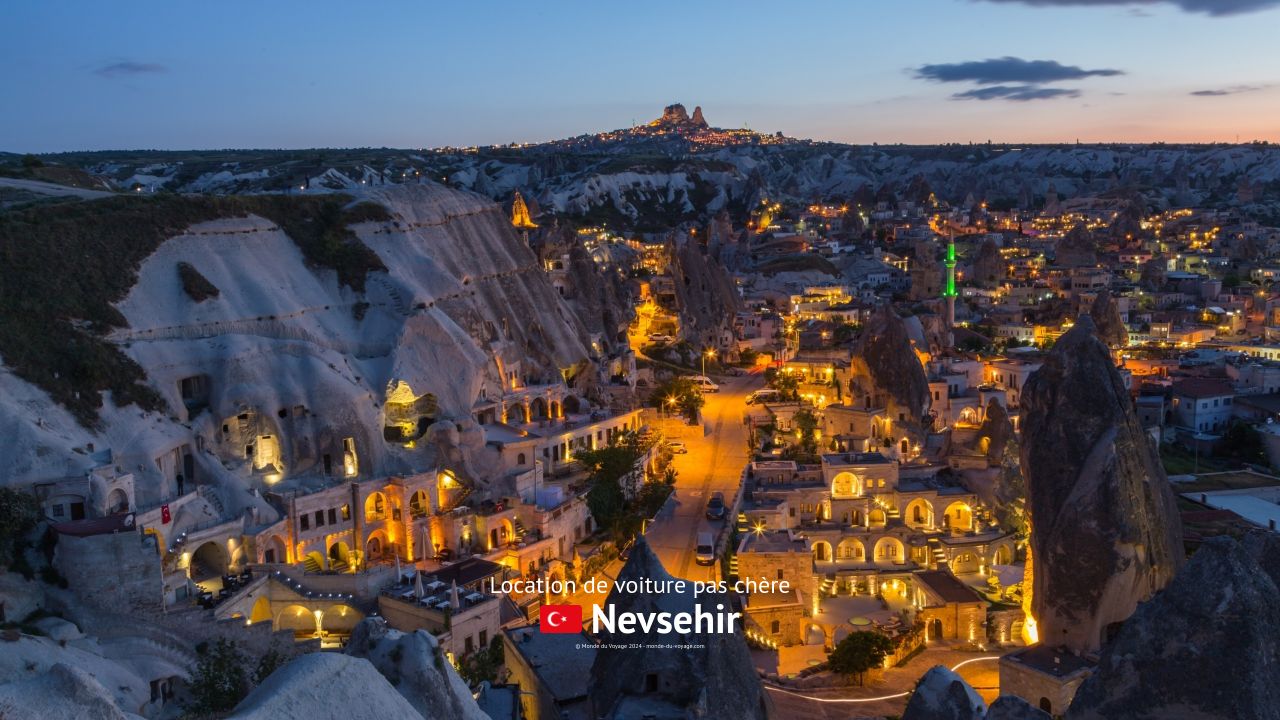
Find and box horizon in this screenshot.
[4,0,1280,152]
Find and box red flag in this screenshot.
[539,604,582,634]
[161,504,171,524]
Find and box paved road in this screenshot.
[644,372,762,581]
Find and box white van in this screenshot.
[695,532,716,566]
[692,376,719,393]
[747,389,779,405]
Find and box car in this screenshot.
[648,333,675,344]
[665,440,688,454]
[746,389,779,405]
[695,532,716,566]
[692,376,719,393]
[705,492,726,521]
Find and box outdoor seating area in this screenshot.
[196,569,253,608]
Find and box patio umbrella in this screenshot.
[414,570,425,600]
[450,580,461,610]
[395,553,402,582]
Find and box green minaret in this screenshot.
[943,234,957,349]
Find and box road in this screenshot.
[644,372,762,581]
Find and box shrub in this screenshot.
[177,262,220,302]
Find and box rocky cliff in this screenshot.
[1087,291,1129,349]
[230,652,422,720]
[901,666,1048,720]
[852,305,931,430]
[0,183,611,512]
[588,537,769,720]
[669,233,743,357]
[1067,535,1280,720]
[344,619,490,720]
[1019,316,1183,655]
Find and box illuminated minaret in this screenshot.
[943,232,957,350]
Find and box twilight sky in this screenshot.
[4,0,1279,151]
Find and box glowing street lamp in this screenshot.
[702,348,716,377]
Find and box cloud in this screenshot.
[974,0,1280,16]
[94,60,167,78]
[952,85,1082,101]
[1190,84,1267,96]
[914,57,1123,85]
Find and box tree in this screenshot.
[650,376,704,423]
[764,368,800,400]
[188,639,250,714]
[459,636,505,686]
[828,631,895,686]
[1220,420,1268,466]
[0,488,40,571]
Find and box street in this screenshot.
[644,372,762,581]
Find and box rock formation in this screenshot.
[344,619,490,720]
[690,105,708,128]
[0,663,135,720]
[852,305,931,430]
[901,666,1051,720]
[669,233,742,358]
[902,665,985,720]
[230,652,421,720]
[589,537,769,720]
[971,238,1003,289]
[1139,255,1166,291]
[1067,536,1280,720]
[1055,223,1097,268]
[1019,316,1183,655]
[1087,290,1129,349]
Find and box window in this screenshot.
[51,504,65,518]
[480,630,488,647]
[771,620,781,634]
[464,635,474,654]
[777,569,785,580]
[328,508,337,525]
[314,510,325,527]
[300,515,310,531]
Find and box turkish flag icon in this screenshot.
[539,604,582,633]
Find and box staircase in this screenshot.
[927,537,947,568]
[819,574,836,597]
[303,554,324,573]
[511,517,528,544]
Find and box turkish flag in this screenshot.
[161,505,171,524]
[539,604,582,634]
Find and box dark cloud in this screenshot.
[975,0,1280,16]
[914,57,1123,85]
[94,61,167,78]
[952,85,1082,101]
[1190,85,1267,96]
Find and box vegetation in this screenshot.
[648,375,705,423]
[827,631,894,686]
[186,639,250,715]
[0,488,40,571]
[763,368,800,400]
[1219,421,1269,467]
[177,262,220,302]
[458,635,505,686]
[0,194,390,425]
[578,430,671,544]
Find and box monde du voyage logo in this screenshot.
[538,602,741,635]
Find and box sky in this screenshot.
[3,0,1279,151]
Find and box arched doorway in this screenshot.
[365,492,387,522]
[276,604,317,636]
[263,535,287,564]
[1039,698,1052,714]
[531,397,548,420]
[328,541,352,571]
[249,596,272,625]
[803,623,826,646]
[321,604,362,634]
[365,530,388,562]
[836,538,865,561]
[106,488,130,513]
[929,618,944,641]
[563,395,583,414]
[813,541,832,562]
[868,508,887,528]
[904,498,933,529]
[190,541,228,583]
[409,490,429,518]
[943,502,973,532]
[831,472,858,497]
[993,544,1013,566]
[873,537,903,563]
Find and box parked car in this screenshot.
[705,491,726,521]
[695,532,716,566]
[692,375,719,393]
[648,333,675,344]
[746,389,780,405]
[666,440,688,454]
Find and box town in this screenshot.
[3,2,1280,718]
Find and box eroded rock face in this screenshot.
[901,666,985,720]
[345,619,489,720]
[230,652,420,720]
[0,663,133,720]
[1019,316,1182,655]
[669,234,742,357]
[987,695,1051,720]
[853,305,931,429]
[1055,223,1096,267]
[589,537,768,720]
[971,239,1003,289]
[1088,291,1128,349]
[1067,536,1280,720]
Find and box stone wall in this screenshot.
[56,531,163,614]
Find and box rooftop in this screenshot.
[914,570,984,605]
[505,626,596,702]
[821,451,891,466]
[1002,644,1096,678]
[1171,377,1234,399]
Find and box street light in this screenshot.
[702,348,716,377]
